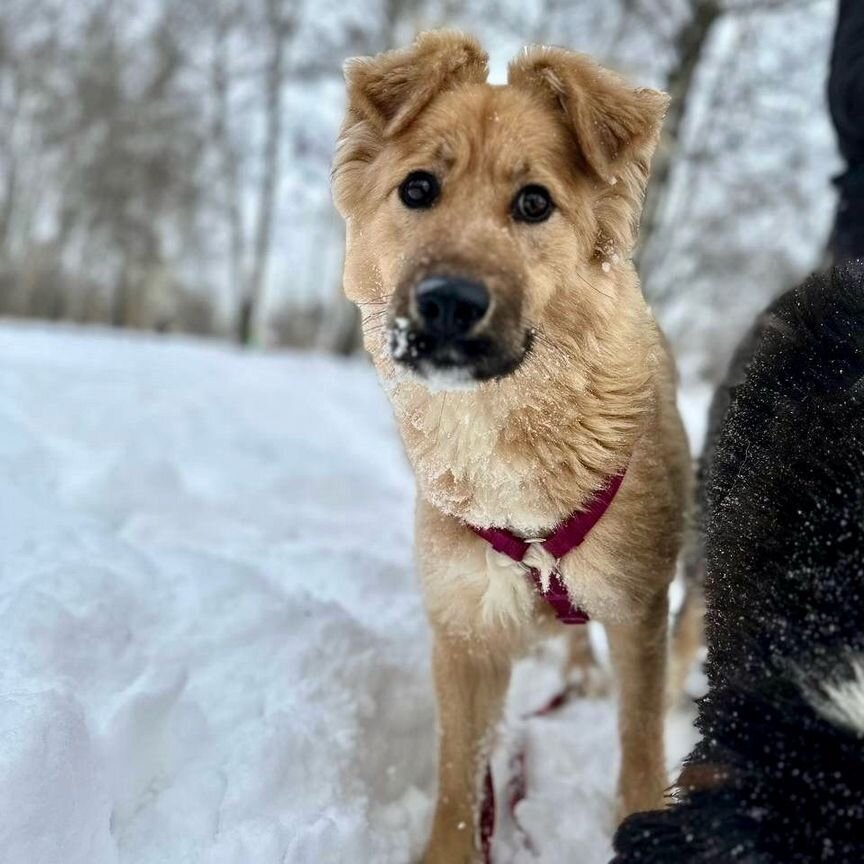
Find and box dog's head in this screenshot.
[332,31,668,389]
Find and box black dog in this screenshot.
[613,265,864,863]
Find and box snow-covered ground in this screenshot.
[0,323,707,864]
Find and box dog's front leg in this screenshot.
[605,589,669,822]
[422,631,511,864]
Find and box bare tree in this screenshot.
[236,0,294,345]
[208,0,246,334]
[0,52,20,251]
[637,0,722,269]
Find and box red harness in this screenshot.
[466,468,627,862]
[467,469,626,625]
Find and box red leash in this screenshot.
[480,684,584,861]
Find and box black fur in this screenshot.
[612,265,864,863]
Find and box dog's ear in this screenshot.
[508,47,668,256]
[345,30,488,137]
[332,31,487,217]
[508,47,668,181]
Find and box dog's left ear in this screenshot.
[509,47,668,255]
[508,47,669,181]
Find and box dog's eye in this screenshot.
[399,171,440,209]
[512,185,554,223]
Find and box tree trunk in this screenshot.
[210,11,246,333]
[636,0,722,281]
[0,71,21,251]
[237,0,289,345]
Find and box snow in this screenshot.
[0,322,705,863]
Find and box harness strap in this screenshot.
[467,469,626,626]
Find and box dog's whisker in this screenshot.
[533,329,573,366]
[363,323,391,336]
[533,329,565,355]
[574,271,614,300]
[361,309,390,323]
[434,393,447,445]
[538,335,571,363]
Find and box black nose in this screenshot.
[414,276,490,338]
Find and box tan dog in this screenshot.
[332,30,690,864]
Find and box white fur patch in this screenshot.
[417,364,478,393]
[480,547,535,627]
[811,660,864,735]
[522,543,558,592]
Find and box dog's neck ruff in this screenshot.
[467,470,627,625]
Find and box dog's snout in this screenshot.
[415,276,489,338]
[392,272,527,385]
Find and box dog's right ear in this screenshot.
[344,30,488,136]
[332,31,487,216]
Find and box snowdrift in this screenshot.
[0,323,702,863]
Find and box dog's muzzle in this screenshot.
[388,274,530,388]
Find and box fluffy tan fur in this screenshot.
[332,30,691,864]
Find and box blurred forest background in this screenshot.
[0,0,839,385]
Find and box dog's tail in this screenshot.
[613,265,864,862]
